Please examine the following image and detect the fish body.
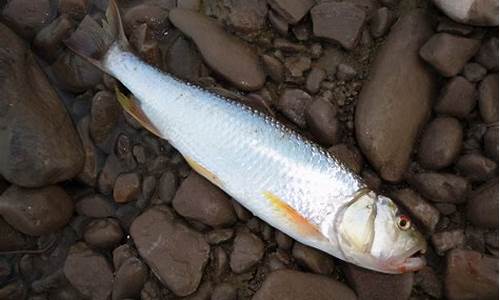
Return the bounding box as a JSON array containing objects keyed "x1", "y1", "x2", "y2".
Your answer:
[{"x1": 65, "y1": 1, "x2": 427, "y2": 273}]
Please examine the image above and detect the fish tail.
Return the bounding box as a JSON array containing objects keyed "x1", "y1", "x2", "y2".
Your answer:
[{"x1": 64, "y1": 0, "x2": 128, "y2": 71}]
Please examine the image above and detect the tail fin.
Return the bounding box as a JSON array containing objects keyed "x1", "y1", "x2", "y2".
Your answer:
[{"x1": 64, "y1": 0, "x2": 129, "y2": 70}]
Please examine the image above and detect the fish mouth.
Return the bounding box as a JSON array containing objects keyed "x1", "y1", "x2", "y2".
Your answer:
[{"x1": 396, "y1": 243, "x2": 427, "y2": 273}]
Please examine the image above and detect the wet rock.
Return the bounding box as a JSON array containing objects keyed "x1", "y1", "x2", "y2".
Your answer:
[
  {"x1": 456, "y1": 153, "x2": 497, "y2": 182},
  {"x1": 2, "y1": 0, "x2": 54, "y2": 39},
  {"x1": 420, "y1": 33, "x2": 481, "y2": 77},
  {"x1": 0, "y1": 24, "x2": 83, "y2": 187},
  {"x1": 169, "y1": 8, "x2": 265, "y2": 91},
  {"x1": 437, "y1": 19, "x2": 474, "y2": 36},
  {"x1": 434, "y1": 76, "x2": 476, "y2": 118},
  {"x1": 435, "y1": 203, "x2": 457, "y2": 215},
  {"x1": 344, "y1": 264, "x2": 414, "y2": 300},
  {"x1": 183, "y1": 280, "x2": 213, "y2": 300},
  {"x1": 213, "y1": 246, "x2": 229, "y2": 279},
  {"x1": 0, "y1": 217, "x2": 29, "y2": 251},
  {"x1": 432, "y1": 0, "x2": 499, "y2": 26},
  {"x1": 33, "y1": 15, "x2": 74, "y2": 62},
  {"x1": 113, "y1": 173, "x2": 141, "y2": 204},
  {"x1": 467, "y1": 179, "x2": 498, "y2": 229},
  {"x1": 417, "y1": 117, "x2": 463, "y2": 170},
  {"x1": 230, "y1": 230, "x2": 265, "y2": 273},
  {"x1": 284, "y1": 56, "x2": 311, "y2": 78},
  {"x1": 123, "y1": 3, "x2": 170, "y2": 38},
  {"x1": 142, "y1": 175, "x2": 156, "y2": 202},
  {"x1": 211, "y1": 283, "x2": 237, "y2": 300},
  {"x1": 336, "y1": 63, "x2": 357, "y2": 81},
  {"x1": 275, "y1": 231, "x2": 293, "y2": 250},
  {"x1": 164, "y1": 35, "x2": 205, "y2": 82},
  {"x1": 83, "y1": 218, "x2": 123, "y2": 249},
  {"x1": 392, "y1": 189, "x2": 440, "y2": 233},
  {"x1": 130, "y1": 206, "x2": 210, "y2": 296},
  {"x1": 328, "y1": 144, "x2": 363, "y2": 174},
  {"x1": 97, "y1": 154, "x2": 135, "y2": 195},
  {"x1": 311, "y1": 2, "x2": 366, "y2": 50},
  {"x1": 306, "y1": 99, "x2": 340, "y2": 146},
  {"x1": 173, "y1": 173, "x2": 236, "y2": 227},
  {"x1": 112, "y1": 257, "x2": 148, "y2": 300},
  {"x1": 445, "y1": 249, "x2": 498, "y2": 300},
  {"x1": 478, "y1": 73, "x2": 499, "y2": 123},
  {"x1": 158, "y1": 170, "x2": 178, "y2": 205},
  {"x1": 0, "y1": 281, "x2": 26, "y2": 300},
  {"x1": 64, "y1": 242, "x2": 113, "y2": 300},
  {"x1": 75, "y1": 193, "x2": 115, "y2": 218},
  {"x1": 58, "y1": 0, "x2": 88, "y2": 20},
  {"x1": 113, "y1": 244, "x2": 136, "y2": 270},
  {"x1": 268, "y1": 10, "x2": 288, "y2": 35},
  {"x1": 483, "y1": 127, "x2": 498, "y2": 161},
  {"x1": 76, "y1": 117, "x2": 100, "y2": 187},
  {"x1": 274, "y1": 38, "x2": 307, "y2": 53},
  {"x1": 52, "y1": 51, "x2": 103, "y2": 93},
  {"x1": 463, "y1": 62, "x2": 487, "y2": 82},
  {"x1": 89, "y1": 91, "x2": 121, "y2": 146},
  {"x1": 292, "y1": 242, "x2": 335, "y2": 275},
  {"x1": 130, "y1": 24, "x2": 162, "y2": 67},
  {"x1": 370, "y1": 7, "x2": 394, "y2": 38},
  {"x1": 432, "y1": 229, "x2": 465, "y2": 255},
  {"x1": 410, "y1": 172, "x2": 470, "y2": 203},
  {"x1": 0, "y1": 185, "x2": 73, "y2": 236},
  {"x1": 475, "y1": 37, "x2": 498, "y2": 70},
  {"x1": 262, "y1": 54, "x2": 284, "y2": 83},
  {"x1": 416, "y1": 266, "x2": 443, "y2": 299},
  {"x1": 253, "y1": 269, "x2": 356, "y2": 300},
  {"x1": 305, "y1": 67, "x2": 326, "y2": 94},
  {"x1": 355, "y1": 11, "x2": 434, "y2": 182},
  {"x1": 232, "y1": 200, "x2": 253, "y2": 221},
  {"x1": 267, "y1": 0, "x2": 315, "y2": 24},
  {"x1": 225, "y1": 0, "x2": 268, "y2": 33},
  {"x1": 278, "y1": 89, "x2": 313, "y2": 128},
  {"x1": 206, "y1": 228, "x2": 234, "y2": 245}
]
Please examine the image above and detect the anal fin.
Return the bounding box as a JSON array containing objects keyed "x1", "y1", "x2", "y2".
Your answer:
[{"x1": 185, "y1": 157, "x2": 223, "y2": 188}]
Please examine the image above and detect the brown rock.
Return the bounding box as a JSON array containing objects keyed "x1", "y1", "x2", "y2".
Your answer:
[
  {"x1": 129, "y1": 24, "x2": 162, "y2": 67},
  {"x1": 76, "y1": 117, "x2": 100, "y2": 187},
  {"x1": 262, "y1": 54, "x2": 284, "y2": 83},
  {"x1": 0, "y1": 217, "x2": 29, "y2": 251},
  {"x1": 483, "y1": 126, "x2": 498, "y2": 161},
  {"x1": 123, "y1": 3, "x2": 170, "y2": 38},
  {"x1": 278, "y1": 89, "x2": 313, "y2": 128},
  {"x1": 113, "y1": 173, "x2": 141, "y2": 204},
  {"x1": 344, "y1": 263, "x2": 414, "y2": 300},
  {"x1": 253, "y1": 269, "x2": 356, "y2": 300},
  {"x1": 445, "y1": 249, "x2": 498, "y2": 300},
  {"x1": 164, "y1": 35, "x2": 205, "y2": 82},
  {"x1": 355, "y1": 11, "x2": 435, "y2": 182},
  {"x1": 268, "y1": 10, "x2": 289, "y2": 35},
  {"x1": 416, "y1": 266, "x2": 443, "y2": 299},
  {"x1": 33, "y1": 15, "x2": 74, "y2": 62},
  {"x1": 336, "y1": 63, "x2": 357, "y2": 81},
  {"x1": 305, "y1": 67, "x2": 326, "y2": 94},
  {"x1": 420, "y1": 33, "x2": 481, "y2": 77},
  {"x1": 158, "y1": 170, "x2": 178, "y2": 205},
  {"x1": 434, "y1": 76, "x2": 476, "y2": 118},
  {"x1": 0, "y1": 185, "x2": 73, "y2": 236},
  {"x1": 478, "y1": 73, "x2": 499, "y2": 123},
  {"x1": 89, "y1": 91, "x2": 121, "y2": 146},
  {"x1": 225, "y1": 0, "x2": 268, "y2": 33},
  {"x1": 432, "y1": 229, "x2": 465, "y2": 255},
  {"x1": 475, "y1": 37, "x2": 498, "y2": 70},
  {"x1": 112, "y1": 257, "x2": 148, "y2": 300},
  {"x1": 463, "y1": 62, "x2": 487, "y2": 82},
  {"x1": 75, "y1": 193, "x2": 115, "y2": 218},
  {"x1": 432, "y1": 0, "x2": 499, "y2": 26},
  {"x1": 130, "y1": 206, "x2": 210, "y2": 296},
  {"x1": 0, "y1": 24, "x2": 84, "y2": 187},
  {"x1": 211, "y1": 282, "x2": 237, "y2": 300},
  {"x1": 2, "y1": 0, "x2": 54, "y2": 39},
  {"x1": 267, "y1": 0, "x2": 315, "y2": 24},
  {"x1": 417, "y1": 117, "x2": 463, "y2": 170},
  {"x1": 275, "y1": 230, "x2": 293, "y2": 250},
  {"x1": 169, "y1": 8, "x2": 265, "y2": 91},
  {"x1": 205, "y1": 228, "x2": 234, "y2": 245},
  {"x1": 284, "y1": 56, "x2": 311, "y2": 78},
  {"x1": 173, "y1": 173, "x2": 236, "y2": 227},
  {"x1": 292, "y1": 242, "x2": 335, "y2": 275},
  {"x1": 328, "y1": 144, "x2": 363, "y2": 174},
  {"x1": 409, "y1": 172, "x2": 470, "y2": 203},
  {"x1": 467, "y1": 179, "x2": 498, "y2": 229},
  {"x1": 392, "y1": 189, "x2": 440, "y2": 233},
  {"x1": 58, "y1": 0, "x2": 88, "y2": 20},
  {"x1": 456, "y1": 153, "x2": 497, "y2": 182},
  {"x1": 113, "y1": 244, "x2": 137, "y2": 270},
  {"x1": 230, "y1": 230, "x2": 265, "y2": 273},
  {"x1": 51, "y1": 51, "x2": 103, "y2": 93},
  {"x1": 306, "y1": 99, "x2": 340, "y2": 146},
  {"x1": 370, "y1": 7, "x2": 394, "y2": 38},
  {"x1": 311, "y1": 2, "x2": 366, "y2": 50},
  {"x1": 83, "y1": 218, "x2": 123, "y2": 249}
]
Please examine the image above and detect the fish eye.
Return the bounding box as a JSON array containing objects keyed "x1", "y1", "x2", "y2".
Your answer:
[{"x1": 396, "y1": 215, "x2": 411, "y2": 230}]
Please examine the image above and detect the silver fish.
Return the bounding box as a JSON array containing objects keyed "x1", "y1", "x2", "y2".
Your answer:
[{"x1": 66, "y1": 0, "x2": 427, "y2": 273}]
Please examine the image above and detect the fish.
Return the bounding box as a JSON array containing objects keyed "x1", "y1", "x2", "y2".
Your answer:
[{"x1": 65, "y1": 0, "x2": 427, "y2": 274}]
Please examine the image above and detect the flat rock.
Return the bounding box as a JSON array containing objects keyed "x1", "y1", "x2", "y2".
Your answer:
[
  {"x1": 292, "y1": 242, "x2": 335, "y2": 275},
  {"x1": 113, "y1": 172, "x2": 141, "y2": 204},
  {"x1": 33, "y1": 15, "x2": 74, "y2": 62},
  {"x1": 267, "y1": 0, "x2": 315, "y2": 24},
  {"x1": 75, "y1": 193, "x2": 115, "y2": 218},
  {"x1": 169, "y1": 8, "x2": 265, "y2": 91},
  {"x1": 344, "y1": 263, "x2": 414, "y2": 300},
  {"x1": 0, "y1": 185, "x2": 73, "y2": 236},
  {"x1": 0, "y1": 24, "x2": 83, "y2": 187},
  {"x1": 311, "y1": 2, "x2": 366, "y2": 50},
  {"x1": 432, "y1": 0, "x2": 499, "y2": 26},
  {"x1": 112, "y1": 257, "x2": 148, "y2": 300},
  {"x1": 158, "y1": 170, "x2": 178, "y2": 205},
  {"x1": 445, "y1": 249, "x2": 498, "y2": 300},
  {"x1": 416, "y1": 266, "x2": 443, "y2": 299},
  {"x1": 467, "y1": 179, "x2": 498, "y2": 229},
  {"x1": 456, "y1": 153, "x2": 497, "y2": 182},
  {"x1": 410, "y1": 172, "x2": 470, "y2": 203},
  {"x1": 478, "y1": 73, "x2": 499, "y2": 123},
  {"x1": 64, "y1": 242, "x2": 113, "y2": 300},
  {"x1": 475, "y1": 37, "x2": 498, "y2": 70},
  {"x1": 420, "y1": 33, "x2": 481, "y2": 77},
  {"x1": 434, "y1": 76, "x2": 476, "y2": 118},
  {"x1": 76, "y1": 116, "x2": 100, "y2": 187},
  {"x1": 432, "y1": 229, "x2": 465, "y2": 255},
  {"x1": 328, "y1": 144, "x2": 363, "y2": 174},
  {"x1": 392, "y1": 188, "x2": 440, "y2": 233},
  {"x1": 51, "y1": 51, "x2": 103, "y2": 93},
  {"x1": 130, "y1": 206, "x2": 210, "y2": 296},
  {"x1": 224, "y1": 0, "x2": 268, "y2": 33},
  {"x1": 278, "y1": 88, "x2": 313, "y2": 128},
  {"x1": 230, "y1": 230, "x2": 265, "y2": 273},
  {"x1": 463, "y1": 62, "x2": 487, "y2": 82},
  {"x1": 173, "y1": 172, "x2": 236, "y2": 227},
  {"x1": 2, "y1": 0, "x2": 54, "y2": 39},
  {"x1": 355, "y1": 10, "x2": 434, "y2": 182},
  {"x1": 306, "y1": 98, "x2": 340, "y2": 146},
  {"x1": 252, "y1": 269, "x2": 356, "y2": 300},
  {"x1": 89, "y1": 91, "x2": 121, "y2": 147},
  {"x1": 83, "y1": 218, "x2": 123, "y2": 249},
  {"x1": 417, "y1": 117, "x2": 463, "y2": 170}
]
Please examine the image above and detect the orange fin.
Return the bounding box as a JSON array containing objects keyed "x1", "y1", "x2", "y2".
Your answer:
[
  {"x1": 185, "y1": 157, "x2": 223, "y2": 188},
  {"x1": 263, "y1": 191, "x2": 322, "y2": 237},
  {"x1": 114, "y1": 86, "x2": 162, "y2": 137}
]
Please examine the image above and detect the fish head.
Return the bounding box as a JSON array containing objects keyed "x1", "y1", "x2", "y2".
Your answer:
[{"x1": 333, "y1": 191, "x2": 427, "y2": 273}]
